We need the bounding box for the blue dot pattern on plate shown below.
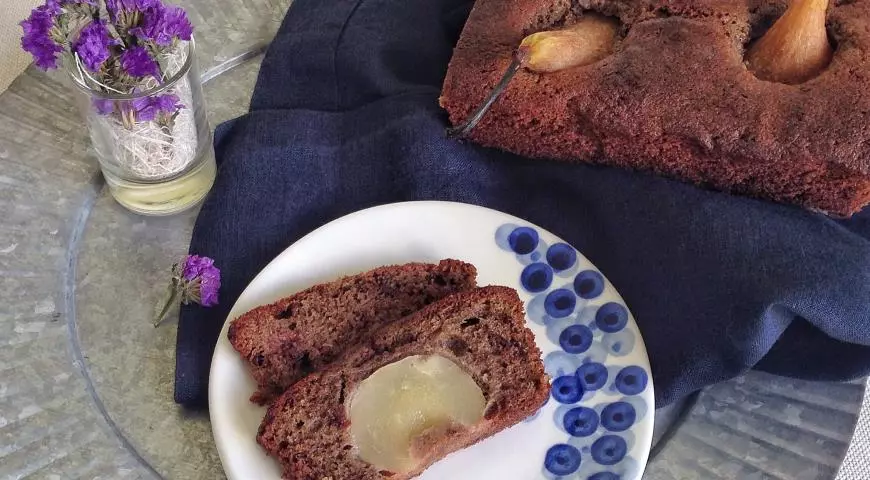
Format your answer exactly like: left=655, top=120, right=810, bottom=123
left=563, top=407, right=599, bottom=437
left=601, top=402, right=637, bottom=432
left=596, top=303, right=629, bottom=333
left=508, top=227, right=539, bottom=254
left=577, top=362, right=609, bottom=391
left=495, top=224, right=650, bottom=478
left=615, top=366, right=648, bottom=396
left=559, top=325, right=593, bottom=354
left=552, top=375, right=584, bottom=404
left=547, top=243, right=577, bottom=271
left=545, top=444, right=583, bottom=475
left=591, top=435, right=628, bottom=465
left=522, top=263, right=554, bottom=293
left=545, top=289, right=577, bottom=318
left=574, top=270, right=605, bottom=299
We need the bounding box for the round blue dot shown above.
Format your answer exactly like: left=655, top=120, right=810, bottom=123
left=615, top=366, right=648, bottom=396
left=589, top=473, right=620, bottom=480
left=574, top=270, right=605, bottom=299
left=601, top=402, right=636, bottom=432
left=520, top=263, right=553, bottom=293
left=559, top=324, right=593, bottom=354
left=551, top=375, right=583, bottom=404
left=563, top=406, right=599, bottom=437
left=546, top=243, right=577, bottom=271
left=595, top=302, right=628, bottom=333
left=509, top=227, right=539, bottom=254
left=576, top=362, right=608, bottom=391
left=591, top=435, right=627, bottom=465
left=544, top=444, right=582, bottom=475
left=545, top=289, right=576, bottom=318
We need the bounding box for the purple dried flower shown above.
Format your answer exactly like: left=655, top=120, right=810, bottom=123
left=120, top=45, right=159, bottom=78
left=131, top=3, right=193, bottom=46
left=181, top=255, right=215, bottom=281
left=73, top=20, right=117, bottom=71
left=38, top=0, right=63, bottom=15
left=154, top=254, right=220, bottom=326
left=92, top=98, right=115, bottom=115
left=153, top=93, right=183, bottom=112
left=19, top=3, right=63, bottom=70
left=106, top=0, right=159, bottom=15
left=123, top=92, right=182, bottom=123
left=181, top=255, right=220, bottom=307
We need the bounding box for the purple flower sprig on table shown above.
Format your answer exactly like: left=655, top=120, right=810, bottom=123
left=154, top=255, right=221, bottom=327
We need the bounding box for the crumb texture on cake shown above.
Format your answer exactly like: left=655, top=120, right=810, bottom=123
left=227, top=259, right=478, bottom=403
left=257, top=286, right=550, bottom=480
left=440, top=0, right=870, bottom=216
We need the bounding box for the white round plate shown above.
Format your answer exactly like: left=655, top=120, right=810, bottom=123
left=210, top=201, right=654, bottom=480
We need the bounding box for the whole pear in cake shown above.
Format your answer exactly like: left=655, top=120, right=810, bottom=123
left=746, top=0, right=833, bottom=84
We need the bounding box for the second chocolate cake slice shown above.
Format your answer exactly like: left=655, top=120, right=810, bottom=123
left=227, top=259, right=477, bottom=403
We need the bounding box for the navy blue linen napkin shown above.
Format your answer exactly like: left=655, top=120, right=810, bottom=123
left=174, top=0, right=870, bottom=408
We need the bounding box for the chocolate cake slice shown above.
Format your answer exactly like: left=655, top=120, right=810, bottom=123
left=440, top=0, right=870, bottom=216
left=227, top=259, right=477, bottom=403
left=257, top=286, right=550, bottom=480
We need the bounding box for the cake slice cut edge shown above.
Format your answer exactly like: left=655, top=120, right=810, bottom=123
left=257, top=285, right=551, bottom=480
left=227, top=259, right=478, bottom=404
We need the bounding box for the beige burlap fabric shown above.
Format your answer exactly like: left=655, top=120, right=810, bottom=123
left=838, top=378, right=870, bottom=480
left=0, top=0, right=40, bottom=93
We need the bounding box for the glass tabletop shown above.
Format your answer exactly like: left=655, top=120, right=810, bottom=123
left=0, top=0, right=865, bottom=478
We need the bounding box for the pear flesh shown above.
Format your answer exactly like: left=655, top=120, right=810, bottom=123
left=746, top=0, right=833, bottom=84
left=446, top=13, right=620, bottom=137
left=519, top=14, right=620, bottom=73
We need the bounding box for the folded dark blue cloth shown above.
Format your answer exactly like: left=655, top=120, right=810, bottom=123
left=174, top=0, right=870, bottom=408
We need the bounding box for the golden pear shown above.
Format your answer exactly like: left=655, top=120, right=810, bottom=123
left=447, top=14, right=619, bottom=137
left=746, top=0, right=833, bottom=84
left=518, top=14, right=620, bottom=73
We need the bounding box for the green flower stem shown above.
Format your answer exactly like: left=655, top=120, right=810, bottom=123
left=153, top=278, right=180, bottom=327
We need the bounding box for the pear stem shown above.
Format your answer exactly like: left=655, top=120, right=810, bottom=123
left=446, top=56, right=523, bottom=139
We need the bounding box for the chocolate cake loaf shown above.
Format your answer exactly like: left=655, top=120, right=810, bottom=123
left=227, top=260, right=477, bottom=403
left=440, top=0, right=870, bottom=216
left=257, top=286, right=549, bottom=480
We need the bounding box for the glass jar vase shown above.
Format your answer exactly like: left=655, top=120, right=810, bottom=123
left=69, top=38, right=215, bottom=216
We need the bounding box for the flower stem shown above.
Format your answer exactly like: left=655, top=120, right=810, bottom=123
left=153, top=279, right=180, bottom=327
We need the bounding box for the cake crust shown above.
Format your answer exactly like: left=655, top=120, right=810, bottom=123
left=257, top=286, right=550, bottom=480
left=227, top=259, right=477, bottom=403
left=440, top=0, right=870, bottom=216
